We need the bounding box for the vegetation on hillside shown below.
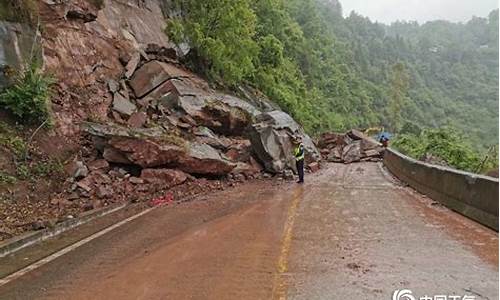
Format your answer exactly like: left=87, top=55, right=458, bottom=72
left=0, top=121, right=63, bottom=185
left=392, top=127, right=498, bottom=173
left=0, top=62, right=53, bottom=125
left=0, top=0, right=38, bottom=23
left=166, top=1, right=498, bottom=136
left=165, top=0, right=498, bottom=172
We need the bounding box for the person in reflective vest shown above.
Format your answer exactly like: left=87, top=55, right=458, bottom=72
left=294, top=138, right=305, bottom=183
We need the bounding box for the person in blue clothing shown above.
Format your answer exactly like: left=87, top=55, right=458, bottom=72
left=293, top=137, right=305, bottom=183
left=379, top=132, right=390, bottom=148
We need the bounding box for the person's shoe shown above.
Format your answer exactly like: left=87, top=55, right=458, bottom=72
left=296, top=180, right=304, bottom=184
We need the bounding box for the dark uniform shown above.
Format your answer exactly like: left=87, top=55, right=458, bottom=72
left=295, top=143, right=305, bottom=183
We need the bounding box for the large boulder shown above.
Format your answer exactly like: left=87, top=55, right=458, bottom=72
left=82, top=122, right=235, bottom=176
left=172, top=94, right=256, bottom=136
left=249, top=111, right=320, bottom=173
left=178, top=142, right=236, bottom=175
left=129, top=61, right=192, bottom=98
left=342, top=141, right=362, bottom=164
left=107, top=137, right=185, bottom=168
left=347, top=129, right=381, bottom=152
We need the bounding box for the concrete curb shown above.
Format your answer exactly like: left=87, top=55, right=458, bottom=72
left=383, top=148, right=499, bottom=231
left=0, top=202, right=129, bottom=258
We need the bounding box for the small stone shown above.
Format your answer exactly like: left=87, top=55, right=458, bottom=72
left=308, top=162, right=320, bottom=173
left=97, top=186, right=113, bottom=199
left=283, top=169, right=294, bottom=181
left=234, top=174, right=245, bottom=182
left=117, top=168, right=128, bottom=177
left=108, top=79, right=120, bottom=93
left=127, top=112, right=147, bottom=128
left=111, top=111, right=126, bottom=124
left=65, top=161, right=89, bottom=180
left=87, top=159, right=110, bottom=171
left=82, top=202, right=94, bottom=211
left=125, top=52, right=141, bottom=79
left=119, top=80, right=130, bottom=100
left=112, top=93, right=136, bottom=116
left=141, top=169, right=188, bottom=187
left=76, top=181, right=92, bottom=192
left=129, top=177, right=144, bottom=184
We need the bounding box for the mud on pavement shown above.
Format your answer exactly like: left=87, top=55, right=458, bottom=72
left=0, top=163, right=498, bottom=300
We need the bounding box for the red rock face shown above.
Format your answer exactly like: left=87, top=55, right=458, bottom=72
left=141, top=169, right=188, bottom=187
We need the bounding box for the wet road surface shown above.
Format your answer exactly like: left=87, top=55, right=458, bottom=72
left=0, top=163, right=497, bottom=299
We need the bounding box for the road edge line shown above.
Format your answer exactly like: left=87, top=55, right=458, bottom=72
left=0, top=203, right=131, bottom=258
left=0, top=207, right=155, bottom=287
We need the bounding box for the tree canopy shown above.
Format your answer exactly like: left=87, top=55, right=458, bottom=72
left=165, top=0, right=498, bottom=160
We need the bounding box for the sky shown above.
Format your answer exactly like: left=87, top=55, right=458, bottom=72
left=340, top=0, right=499, bottom=24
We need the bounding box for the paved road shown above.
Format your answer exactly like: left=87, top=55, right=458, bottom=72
left=0, top=163, right=497, bottom=299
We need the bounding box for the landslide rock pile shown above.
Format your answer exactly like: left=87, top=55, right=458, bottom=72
left=250, top=111, right=320, bottom=173
left=318, top=130, right=384, bottom=163
left=0, top=1, right=321, bottom=241
left=80, top=47, right=320, bottom=191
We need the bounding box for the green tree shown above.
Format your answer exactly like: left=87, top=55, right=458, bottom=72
left=165, top=0, right=258, bottom=85
left=388, top=62, right=409, bottom=132
left=392, top=127, right=497, bottom=173
left=163, top=1, right=498, bottom=151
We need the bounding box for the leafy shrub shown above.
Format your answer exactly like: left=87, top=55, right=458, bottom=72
left=392, top=127, right=497, bottom=173
left=165, top=0, right=258, bottom=85
left=0, top=172, right=16, bottom=184
left=0, top=63, right=53, bottom=125
left=0, top=122, right=27, bottom=159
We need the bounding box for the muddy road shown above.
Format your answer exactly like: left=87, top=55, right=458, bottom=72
left=0, top=163, right=497, bottom=299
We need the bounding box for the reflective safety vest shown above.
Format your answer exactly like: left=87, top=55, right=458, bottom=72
left=294, top=143, right=305, bottom=161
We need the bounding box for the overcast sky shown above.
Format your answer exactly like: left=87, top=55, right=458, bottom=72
left=341, top=0, right=499, bottom=24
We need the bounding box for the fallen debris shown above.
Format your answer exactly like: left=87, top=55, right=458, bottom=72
left=318, top=130, right=384, bottom=163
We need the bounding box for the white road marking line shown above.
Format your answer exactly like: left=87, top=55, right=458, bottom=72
left=0, top=207, right=155, bottom=287
left=0, top=203, right=127, bottom=258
